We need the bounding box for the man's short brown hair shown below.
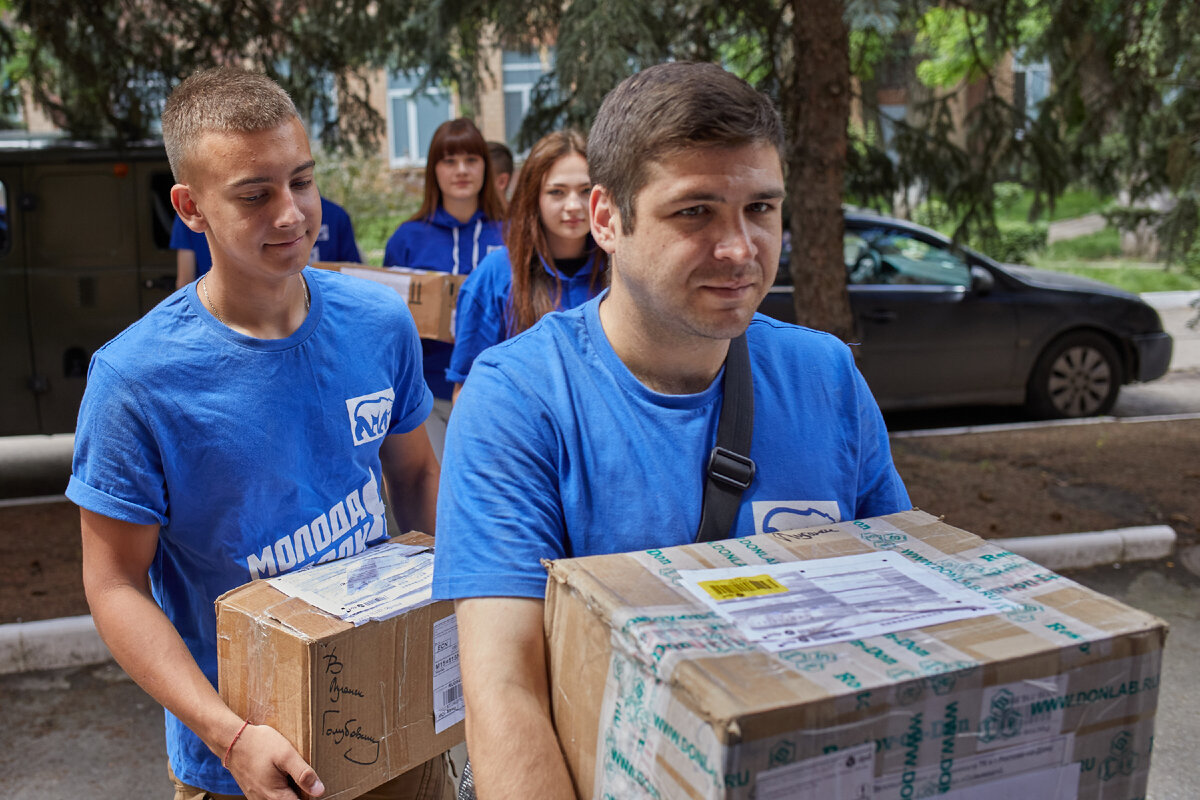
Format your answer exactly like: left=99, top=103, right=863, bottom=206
left=161, top=67, right=301, bottom=182
left=588, top=62, right=784, bottom=233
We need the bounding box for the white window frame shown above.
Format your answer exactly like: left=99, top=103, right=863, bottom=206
left=501, top=50, right=551, bottom=151
left=386, top=77, right=455, bottom=168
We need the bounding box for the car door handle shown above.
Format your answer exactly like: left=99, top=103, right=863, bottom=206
left=860, top=308, right=897, bottom=323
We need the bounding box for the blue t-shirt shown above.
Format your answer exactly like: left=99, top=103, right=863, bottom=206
left=310, top=198, right=362, bottom=263
left=383, top=207, right=504, bottom=399
left=446, top=246, right=604, bottom=385
left=170, top=217, right=212, bottom=279
left=67, top=267, right=432, bottom=793
left=432, top=295, right=911, bottom=602
left=170, top=198, right=360, bottom=281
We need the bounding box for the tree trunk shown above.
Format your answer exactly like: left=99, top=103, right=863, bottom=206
left=786, top=0, right=853, bottom=341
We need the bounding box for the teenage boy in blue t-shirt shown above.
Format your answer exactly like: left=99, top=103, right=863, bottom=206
left=433, top=62, right=911, bottom=798
left=68, top=67, right=447, bottom=800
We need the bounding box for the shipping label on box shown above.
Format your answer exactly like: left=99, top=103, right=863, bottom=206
left=543, top=509, right=1166, bottom=800
left=217, top=535, right=464, bottom=800
left=314, top=262, right=464, bottom=343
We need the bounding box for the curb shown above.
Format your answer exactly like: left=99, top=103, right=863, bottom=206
left=0, top=526, right=1177, bottom=676
left=1141, top=289, right=1200, bottom=310
left=997, top=525, right=1177, bottom=571
left=0, top=614, right=109, bottom=676
left=890, top=411, right=1200, bottom=440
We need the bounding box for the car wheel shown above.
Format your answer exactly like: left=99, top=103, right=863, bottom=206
left=1027, top=331, right=1123, bottom=418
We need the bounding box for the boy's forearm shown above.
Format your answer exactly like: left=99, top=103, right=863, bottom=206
left=380, top=427, right=439, bottom=535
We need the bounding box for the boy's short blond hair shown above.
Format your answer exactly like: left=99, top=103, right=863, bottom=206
left=161, top=67, right=300, bottom=182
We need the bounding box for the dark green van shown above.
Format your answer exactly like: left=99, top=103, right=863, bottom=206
left=0, top=142, right=177, bottom=435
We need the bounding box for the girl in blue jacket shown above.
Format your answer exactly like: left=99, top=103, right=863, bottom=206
left=384, top=120, right=506, bottom=445
left=448, top=130, right=607, bottom=400
left=384, top=118, right=506, bottom=276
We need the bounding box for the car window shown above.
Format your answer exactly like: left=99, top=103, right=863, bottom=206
left=845, top=228, right=971, bottom=287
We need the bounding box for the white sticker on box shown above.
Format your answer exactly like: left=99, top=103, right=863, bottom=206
left=266, top=542, right=433, bottom=626
left=757, top=742, right=874, bottom=800
left=873, top=734, right=1073, bottom=798
left=976, top=674, right=1069, bottom=751
left=676, top=551, right=1011, bottom=652
left=432, top=614, right=464, bottom=734
left=937, top=763, right=1079, bottom=800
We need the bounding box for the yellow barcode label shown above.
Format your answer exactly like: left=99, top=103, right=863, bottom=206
left=698, top=574, right=787, bottom=601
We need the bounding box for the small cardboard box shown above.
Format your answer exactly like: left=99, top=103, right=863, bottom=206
left=217, top=533, right=464, bottom=800
left=544, top=509, right=1166, bottom=800
left=315, top=263, right=466, bottom=342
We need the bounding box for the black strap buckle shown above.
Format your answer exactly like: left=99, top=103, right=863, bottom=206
left=707, top=446, right=756, bottom=490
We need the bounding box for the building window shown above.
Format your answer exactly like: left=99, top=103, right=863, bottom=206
left=387, top=71, right=454, bottom=166
left=502, top=49, right=552, bottom=149
left=1012, top=53, right=1051, bottom=125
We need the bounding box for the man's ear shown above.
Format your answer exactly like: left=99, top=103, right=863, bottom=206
left=170, top=184, right=207, bottom=234
left=590, top=185, right=621, bottom=255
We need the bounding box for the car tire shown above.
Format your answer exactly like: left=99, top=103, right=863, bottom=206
left=1027, top=331, right=1123, bottom=418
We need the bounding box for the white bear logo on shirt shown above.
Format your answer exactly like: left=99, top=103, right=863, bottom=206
left=346, top=388, right=396, bottom=446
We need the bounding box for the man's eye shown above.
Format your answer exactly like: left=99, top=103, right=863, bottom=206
left=748, top=202, right=776, bottom=214
left=293, top=179, right=313, bottom=190
left=241, top=194, right=264, bottom=204
left=677, top=206, right=706, bottom=217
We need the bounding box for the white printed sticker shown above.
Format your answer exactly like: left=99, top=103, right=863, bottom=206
left=432, top=614, right=464, bottom=733
left=938, top=763, right=1079, bottom=800
left=676, top=551, right=1012, bottom=652
left=874, top=734, right=1073, bottom=798
left=757, top=742, right=874, bottom=800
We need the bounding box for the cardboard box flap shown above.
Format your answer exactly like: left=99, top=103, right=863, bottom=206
left=218, top=579, right=351, bottom=640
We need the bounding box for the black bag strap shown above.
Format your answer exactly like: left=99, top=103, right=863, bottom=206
left=695, top=333, right=756, bottom=543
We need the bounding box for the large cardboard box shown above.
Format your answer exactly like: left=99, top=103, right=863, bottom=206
left=315, top=262, right=466, bottom=342
left=217, top=534, right=464, bottom=800
left=544, top=509, right=1165, bottom=800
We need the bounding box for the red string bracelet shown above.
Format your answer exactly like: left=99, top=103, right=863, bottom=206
left=222, top=719, right=251, bottom=769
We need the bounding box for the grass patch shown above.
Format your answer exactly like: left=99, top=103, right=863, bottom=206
left=1028, top=258, right=1200, bottom=293
left=1044, top=227, right=1122, bottom=260
left=356, top=212, right=411, bottom=266
left=996, top=186, right=1109, bottom=224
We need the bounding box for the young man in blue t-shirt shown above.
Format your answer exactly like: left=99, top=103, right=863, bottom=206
left=68, top=68, right=447, bottom=800
left=433, top=62, right=911, bottom=797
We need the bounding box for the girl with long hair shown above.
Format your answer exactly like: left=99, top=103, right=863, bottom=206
left=384, top=118, right=505, bottom=448
left=448, top=130, right=607, bottom=399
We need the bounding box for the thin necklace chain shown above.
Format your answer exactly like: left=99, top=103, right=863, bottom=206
left=201, top=273, right=310, bottom=326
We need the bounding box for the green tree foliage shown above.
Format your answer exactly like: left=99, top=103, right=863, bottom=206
left=7, top=0, right=1200, bottom=332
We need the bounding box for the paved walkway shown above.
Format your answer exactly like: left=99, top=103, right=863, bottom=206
left=1046, top=213, right=1108, bottom=243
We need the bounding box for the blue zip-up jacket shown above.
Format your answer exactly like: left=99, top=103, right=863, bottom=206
left=447, top=246, right=605, bottom=385
left=382, top=207, right=503, bottom=274
left=383, top=207, right=504, bottom=398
